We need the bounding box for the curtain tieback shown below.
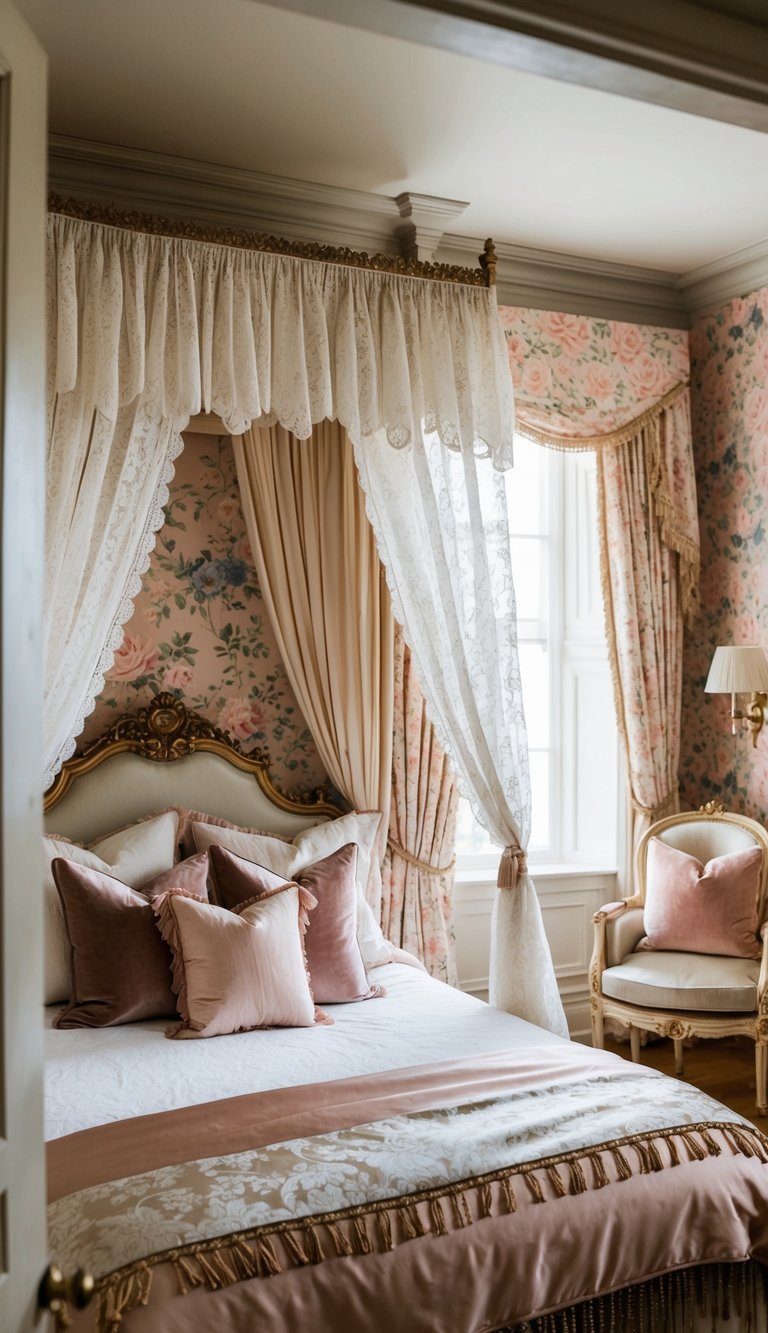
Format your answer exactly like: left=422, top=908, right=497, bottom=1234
left=387, top=838, right=456, bottom=877
left=498, top=842, right=527, bottom=890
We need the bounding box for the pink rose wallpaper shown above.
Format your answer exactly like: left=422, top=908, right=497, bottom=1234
left=83, top=433, right=330, bottom=799
left=679, top=287, right=768, bottom=823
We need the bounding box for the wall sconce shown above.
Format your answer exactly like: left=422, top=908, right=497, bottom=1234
left=704, top=645, right=768, bottom=747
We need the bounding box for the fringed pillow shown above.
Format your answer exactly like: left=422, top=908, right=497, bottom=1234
left=208, top=842, right=384, bottom=1005
left=153, top=885, right=333, bottom=1039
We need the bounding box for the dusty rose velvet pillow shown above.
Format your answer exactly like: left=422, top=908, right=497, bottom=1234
left=208, top=842, right=383, bottom=1004
left=637, top=837, right=763, bottom=959
left=52, top=853, right=209, bottom=1027
left=153, top=885, right=331, bottom=1039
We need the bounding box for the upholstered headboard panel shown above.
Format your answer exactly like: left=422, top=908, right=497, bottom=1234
left=44, top=695, right=338, bottom=846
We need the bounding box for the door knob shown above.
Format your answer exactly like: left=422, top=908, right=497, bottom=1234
left=38, top=1263, right=95, bottom=1330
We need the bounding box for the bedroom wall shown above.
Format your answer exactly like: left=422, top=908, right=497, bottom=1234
left=679, top=287, right=768, bottom=823
left=80, top=432, right=330, bottom=800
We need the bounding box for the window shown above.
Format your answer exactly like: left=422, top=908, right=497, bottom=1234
left=456, top=435, right=621, bottom=869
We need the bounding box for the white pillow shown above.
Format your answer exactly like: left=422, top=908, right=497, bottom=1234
left=191, top=811, right=394, bottom=968
left=43, top=810, right=179, bottom=1004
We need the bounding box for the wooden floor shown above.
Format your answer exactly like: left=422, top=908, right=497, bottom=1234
left=603, top=1033, right=767, bottom=1130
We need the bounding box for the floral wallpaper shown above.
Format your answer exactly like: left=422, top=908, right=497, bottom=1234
left=498, top=306, right=690, bottom=438
left=679, top=289, right=768, bottom=823
left=81, top=433, right=330, bottom=798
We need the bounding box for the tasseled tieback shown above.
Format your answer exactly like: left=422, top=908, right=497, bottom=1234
left=498, top=842, right=528, bottom=890
left=387, top=838, right=456, bottom=877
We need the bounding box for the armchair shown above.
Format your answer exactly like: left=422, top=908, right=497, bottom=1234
left=590, top=805, right=768, bottom=1115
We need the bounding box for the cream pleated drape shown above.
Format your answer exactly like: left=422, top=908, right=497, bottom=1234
left=232, top=420, right=394, bottom=920
left=381, top=628, right=459, bottom=985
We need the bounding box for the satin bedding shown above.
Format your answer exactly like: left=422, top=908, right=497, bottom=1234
left=45, top=964, right=768, bottom=1332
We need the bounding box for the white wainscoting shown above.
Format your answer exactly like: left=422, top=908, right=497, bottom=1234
left=455, top=867, right=619, bottom=1042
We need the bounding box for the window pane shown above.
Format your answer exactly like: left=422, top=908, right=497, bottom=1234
left=455, top=797, right=501, bottom=854
left=506, top=435, right=547, bottom=536
left=518, top=642, right=549, bottom=748
left=510, top=537, right=545, bottom=623
left=529, top=751, right=550, bottom=851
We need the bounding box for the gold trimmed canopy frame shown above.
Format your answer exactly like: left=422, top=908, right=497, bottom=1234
left=48, top=193, right=497, bottom=289
left=43, top=693, right=341, bottom=820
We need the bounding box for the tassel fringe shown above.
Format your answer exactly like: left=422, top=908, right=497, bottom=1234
left=91, top=1119, right=768, bottom=1332
left=499, top=1259, right=768, bottom=1333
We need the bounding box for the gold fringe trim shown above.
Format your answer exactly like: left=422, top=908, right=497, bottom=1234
left=386, top=837, right=456, bottom=877
left=516, top=382, right=688, bottom=453
left=89, top=1119, right=768, bottom=1332
left=497, top=1259, right=768, bottom=1333
left=48, top=193, right=494, bottom=289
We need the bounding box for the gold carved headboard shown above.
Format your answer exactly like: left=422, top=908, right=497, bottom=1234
left=44, top=693, right=339, bottom=842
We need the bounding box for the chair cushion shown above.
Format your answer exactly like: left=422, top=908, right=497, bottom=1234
left=602, top=951, right=760, bottom=1013
left=638, top=837, right=762, bottom=959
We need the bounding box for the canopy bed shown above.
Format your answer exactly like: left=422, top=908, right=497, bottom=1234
left=42, top=696, right=768, bottom=1332
left=41, top=202, right=768, bottom=1331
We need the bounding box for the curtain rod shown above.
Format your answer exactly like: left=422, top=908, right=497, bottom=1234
left=48, top=193, right=497, bottom=289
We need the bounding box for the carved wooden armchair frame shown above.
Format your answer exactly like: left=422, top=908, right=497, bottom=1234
left=589, top=804, right=768, bottom=1115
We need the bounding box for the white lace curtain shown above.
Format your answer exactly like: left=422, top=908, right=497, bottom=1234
left=46, top=209, right=566, bottom=1036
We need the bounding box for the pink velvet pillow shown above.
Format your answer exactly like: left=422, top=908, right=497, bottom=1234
left=208, top=842, right=383, bottom=1004
left=153, top=885, right=332, bottom=1039
left=638, top=837, right=763, bottom=959
left=52, top=853, right=210, bottom=1027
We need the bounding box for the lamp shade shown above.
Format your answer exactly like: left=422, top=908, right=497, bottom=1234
left=704, top=645, right=768, bottom=694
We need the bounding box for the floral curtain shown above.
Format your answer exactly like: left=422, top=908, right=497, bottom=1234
left=499, top=306, right=699, bottom=861
left=381, top=628, right=459, bottom=984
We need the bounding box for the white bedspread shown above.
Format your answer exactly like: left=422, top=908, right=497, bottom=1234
left=44, top=963, right=565, bottom=1139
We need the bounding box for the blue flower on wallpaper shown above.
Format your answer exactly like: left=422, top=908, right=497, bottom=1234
left=220, top=556, right=248, bottom=587
left=190, top=559, right=228, bottom=597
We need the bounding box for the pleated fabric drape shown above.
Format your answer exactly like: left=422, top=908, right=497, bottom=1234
left=232, top=420, right=394, bottom=920
left=381, top=628, right=459, bottom=985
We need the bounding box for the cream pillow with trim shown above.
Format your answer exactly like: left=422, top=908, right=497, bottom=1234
left=43, top=810, right=179, bottom=1005
left=191, top=811, right=394, bottom=968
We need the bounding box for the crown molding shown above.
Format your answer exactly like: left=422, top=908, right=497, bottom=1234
left=49, top=134, right=768, bottom=328
left=438, top=234, right=687, bottom=328
left=676, top=235, right=768, bottom=320
left=48, top=135, right=402, bottom=254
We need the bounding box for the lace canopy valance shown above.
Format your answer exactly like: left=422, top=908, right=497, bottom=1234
left=48, top=211, right=514, bottom=463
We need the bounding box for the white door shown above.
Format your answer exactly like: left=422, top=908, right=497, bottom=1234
left=0, top=3, right=48, bottom=1331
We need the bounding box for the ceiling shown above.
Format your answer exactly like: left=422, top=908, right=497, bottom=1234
left=17, top=0, right=768, bottom=272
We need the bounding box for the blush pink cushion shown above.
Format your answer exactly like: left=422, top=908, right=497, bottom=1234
left=153, top=886, right=331, bottom=1039
left=208, top=843, right=383, bottom=1004
left=637, top=838, right=763, bottom=959
left=52, top=853, right=209, bottom=1027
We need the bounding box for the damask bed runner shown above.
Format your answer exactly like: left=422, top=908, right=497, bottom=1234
left=47, top=1043, right=768, bottom=1332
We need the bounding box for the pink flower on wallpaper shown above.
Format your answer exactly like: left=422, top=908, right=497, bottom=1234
left=239, top=537, right=254, bottom=567
left=583, top=363, right=617, bottom=401
left=218, top=696, right=267, bottom=743
left=164, top=661, right=194, bottom=689
left=743, top=386, right=768, bottom=438
left=521, top=357, right=552, bottom=398
left=609, top=323, right=645, bottom=365
left=199, top=468, right=222, bottom=489
left=627, top=353, right=668, bottom=399
left=538, top=311, right=591, bottom=356
left=217, top=496, right=240, bottom=523
left=505, top=332, right=526, bottom=366
left=106, top=634, right=159, bottom=681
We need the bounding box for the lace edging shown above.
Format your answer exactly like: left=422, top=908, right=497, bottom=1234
left=43, top=424, right=185, bottom=790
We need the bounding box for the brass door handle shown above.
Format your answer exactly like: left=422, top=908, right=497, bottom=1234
left=38, top=1263, right=95, bottom=1330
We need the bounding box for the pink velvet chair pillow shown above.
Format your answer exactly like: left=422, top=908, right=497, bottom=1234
left=208, top=842, right=383, bottom=1005
left=52, top=853, right=209, bottom=1027
left=153, top=885, right=332, bottom=1039
left=637, top=838, right=763, bottom=959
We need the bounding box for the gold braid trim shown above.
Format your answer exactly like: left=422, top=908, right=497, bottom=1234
left=90, top=1119, right=768, bottom=1332
left=516, top=382, right=688, bottom=452
left=48, top=193, right=495, bottom=289
left=386, top=838, right=456, bottom=877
